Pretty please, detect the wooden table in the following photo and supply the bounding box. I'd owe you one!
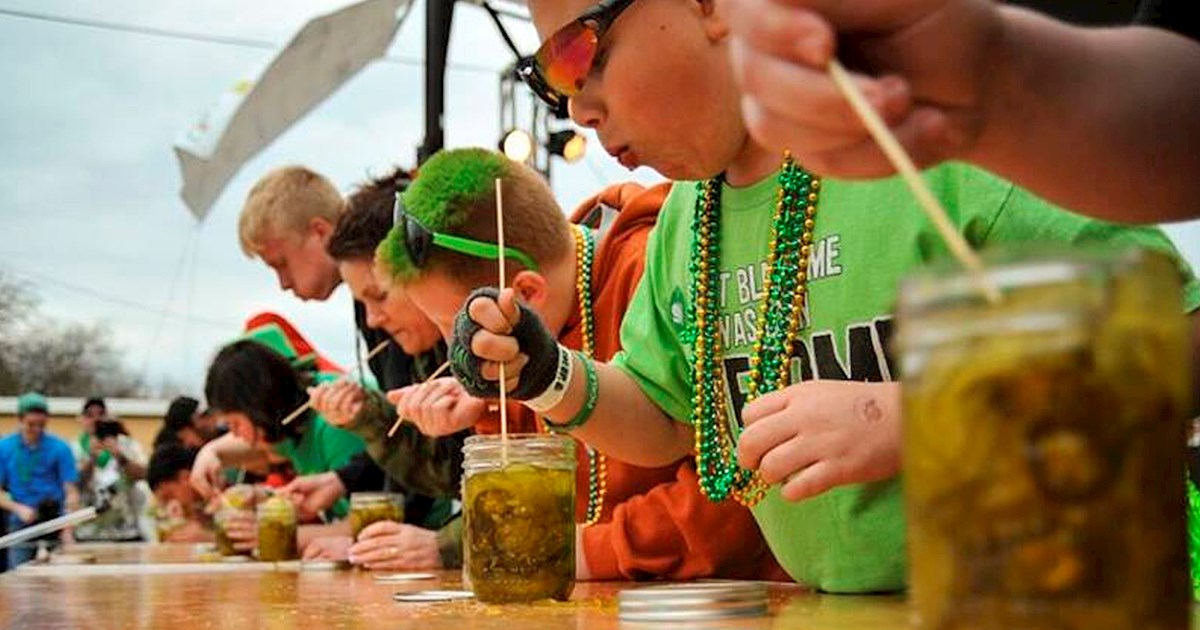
[0,543,911,630]
[5,544,1197,629]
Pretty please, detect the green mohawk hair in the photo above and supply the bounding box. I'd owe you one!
[377,147,510,281]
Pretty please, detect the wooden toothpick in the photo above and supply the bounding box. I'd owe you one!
[827,60,1001,304]
[495,178,510,462]
[280,339,391,425]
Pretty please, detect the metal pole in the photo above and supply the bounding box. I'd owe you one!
[0,507,99,551]
[418,0,457,165]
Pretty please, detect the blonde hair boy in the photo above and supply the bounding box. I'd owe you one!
[238,165,345,301]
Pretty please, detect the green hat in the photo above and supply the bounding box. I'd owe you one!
[17,392,49,416]
[377,147,510,281]
[236,322,316,371]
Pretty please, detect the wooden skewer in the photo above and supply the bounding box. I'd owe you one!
[495,178,510,463]
[827,60,1001,304]
[280,339,391,425]
[385,361,453,438]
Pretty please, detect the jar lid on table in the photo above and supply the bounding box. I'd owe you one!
[618,582,769,622]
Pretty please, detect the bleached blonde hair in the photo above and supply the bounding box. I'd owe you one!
[237,165,345,257]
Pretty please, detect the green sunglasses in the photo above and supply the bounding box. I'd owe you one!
[393,192,540,272]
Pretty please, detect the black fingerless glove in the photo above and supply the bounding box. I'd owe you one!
[449,287,561,401]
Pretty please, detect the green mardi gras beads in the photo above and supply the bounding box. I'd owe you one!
[688,156,821,505]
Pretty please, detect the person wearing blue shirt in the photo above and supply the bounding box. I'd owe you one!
[0,392,80,568]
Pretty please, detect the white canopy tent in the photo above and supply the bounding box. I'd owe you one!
[173,0,414,222]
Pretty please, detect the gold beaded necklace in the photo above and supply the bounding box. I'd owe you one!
[689,153,821,506]
[571,224,607,526]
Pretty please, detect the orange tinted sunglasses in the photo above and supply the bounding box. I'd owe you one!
[516,0,636,114]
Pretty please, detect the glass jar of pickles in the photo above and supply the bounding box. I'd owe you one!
[896,246,1191,629]
[349,492,405,540]
[256,493,298,562]
[153,501,188,543]
[214,484,255,556]
[463,434,576,604]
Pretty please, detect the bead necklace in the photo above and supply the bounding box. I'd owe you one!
[688,153,821,506]
[572,224,607,526]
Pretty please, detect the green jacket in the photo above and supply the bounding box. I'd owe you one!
[345,389,466,500]
[346,389,469,567]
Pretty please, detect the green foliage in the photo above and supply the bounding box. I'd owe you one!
[0,270,142,396]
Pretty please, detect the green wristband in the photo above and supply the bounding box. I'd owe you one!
[543,352,599,433]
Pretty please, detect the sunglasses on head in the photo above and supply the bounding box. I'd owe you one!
[392,193,540,273]
[516,0,637,112]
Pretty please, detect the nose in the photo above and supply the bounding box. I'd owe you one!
[365,301,387,330]
[568,82,604,130]
[276,271,291,291]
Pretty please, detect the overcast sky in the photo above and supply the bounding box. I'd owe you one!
[0,0,1197,401]
[0,0,663,398]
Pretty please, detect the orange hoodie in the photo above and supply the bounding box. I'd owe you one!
[501,182,787,582]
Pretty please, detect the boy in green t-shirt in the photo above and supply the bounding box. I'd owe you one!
[201,339,366,518]
[447,0,1200,593]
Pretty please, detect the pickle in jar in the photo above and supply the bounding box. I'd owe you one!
[349,493,405,540]
[464,463,576,604]
[898,248,1190,630]
[256,494,299,562]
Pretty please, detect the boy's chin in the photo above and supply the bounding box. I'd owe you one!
[652,161,719,182]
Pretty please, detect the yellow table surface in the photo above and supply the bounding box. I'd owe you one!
[1,543,1194,630]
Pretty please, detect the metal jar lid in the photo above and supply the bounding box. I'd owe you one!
[618,582,769,622]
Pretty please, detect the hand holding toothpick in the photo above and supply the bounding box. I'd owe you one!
[827,60,1000,304]
[385,361,453,438]
[280,339,391,426]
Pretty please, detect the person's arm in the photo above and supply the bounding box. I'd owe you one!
[74,437,96,486]
[201,432,265,467]
[57,443,81,542]
[347,520,444,570]
[349,389,465,498]
[435,515,463,569]
[388,378,487,438]
[61,482,80,544]
[579,463,781,581]
[0,492,35,524]
[298,521,351,552]
[190,433,267,498]
[63,482,80,512]
[164,519,215,544]
[462,291,693,467]
[971,9,1200,223]
[546,358,693,467]
[726,0,1200,223]
[339,387,395,442]
[334,452,385,495]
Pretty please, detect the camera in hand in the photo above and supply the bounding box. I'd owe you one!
[94,419,124,440]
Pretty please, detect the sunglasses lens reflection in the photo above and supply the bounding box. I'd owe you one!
[535,21,599,98]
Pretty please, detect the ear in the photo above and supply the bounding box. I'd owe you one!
[511,270,550,311]
[309,216,335,239]
[695,0,729,42]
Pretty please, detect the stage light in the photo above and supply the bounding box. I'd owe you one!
[500,128,535,163]
[547,130,587,163]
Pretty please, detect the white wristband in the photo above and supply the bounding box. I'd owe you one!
[525,344,573,413]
